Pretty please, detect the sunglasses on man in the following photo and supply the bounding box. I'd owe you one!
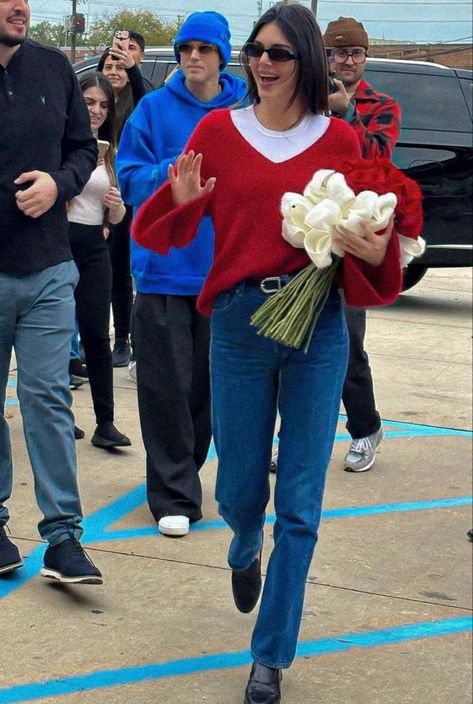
[243,42,299,62]
[176,43,219,56]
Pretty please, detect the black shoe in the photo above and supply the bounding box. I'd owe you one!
[112,338,131,367]
[244,662,282,704]
[467,529,473,542]
[0,525,23,575]
[41,537,103,584]
[232,553,262,613]
[69,359,88,379]
[74,425,85,440]
[91,421,131,449]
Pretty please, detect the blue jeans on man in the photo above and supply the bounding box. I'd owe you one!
[0,261,83,545]
[211,281,348,668]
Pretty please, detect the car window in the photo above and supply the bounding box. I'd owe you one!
[392,146,473,197]
[365,69,471,133]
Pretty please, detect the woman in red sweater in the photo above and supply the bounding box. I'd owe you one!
[133,5,414,703]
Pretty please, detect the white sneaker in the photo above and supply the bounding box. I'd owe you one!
[127,360,136,384]
[158,515,190,537]
[344,427,384,472]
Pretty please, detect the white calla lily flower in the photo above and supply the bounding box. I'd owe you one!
[350,190,379,220]
[325,172,355,205]
[281,192,313,229]
[303,169,335,204]
[304,229,334,269]
[282,219,306,248]
[304,199,342,231]
[371,193,397,230]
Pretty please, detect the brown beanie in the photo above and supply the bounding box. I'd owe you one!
[323,17,369,50]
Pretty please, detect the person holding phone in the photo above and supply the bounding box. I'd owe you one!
[324,17,401,473]
[68,72,131,449]
[97,43,147,369]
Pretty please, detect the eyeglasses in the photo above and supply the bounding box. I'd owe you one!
[330,48,367,65]
[243,42,299,62]
[176,43,218,56]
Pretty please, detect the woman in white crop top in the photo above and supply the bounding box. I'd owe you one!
[68,72,130,449]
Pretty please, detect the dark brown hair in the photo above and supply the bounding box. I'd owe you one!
[241,3,329,114]
[78,72,117,187]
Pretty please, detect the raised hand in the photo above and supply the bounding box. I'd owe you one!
[168,151,216,206]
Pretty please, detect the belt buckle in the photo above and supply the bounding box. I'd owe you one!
[260,276,282,294]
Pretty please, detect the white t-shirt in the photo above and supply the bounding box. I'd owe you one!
[68,163,110,226]
[231,105,330,163]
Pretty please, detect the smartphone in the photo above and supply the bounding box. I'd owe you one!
[97,139,110,159]
[112,29,129,52]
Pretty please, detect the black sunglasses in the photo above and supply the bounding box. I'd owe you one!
[243,42,298,62]
[176,43,218,56]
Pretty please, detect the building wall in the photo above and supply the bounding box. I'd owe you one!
[369,43,472,70]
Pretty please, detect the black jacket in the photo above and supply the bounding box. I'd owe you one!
[0,40,97,273]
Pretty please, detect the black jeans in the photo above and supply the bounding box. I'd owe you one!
[69,222,114,424]
[342,306,381,440]
[134,293,212,523]
[108,206,133,341]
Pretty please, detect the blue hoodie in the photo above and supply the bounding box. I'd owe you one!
[117,70,247,295]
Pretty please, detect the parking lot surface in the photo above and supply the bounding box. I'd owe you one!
[1,268,472,704]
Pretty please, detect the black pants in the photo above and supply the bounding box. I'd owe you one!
[134,293,212,522]
[69,222,114,424]
[108,206,133,341]
[342,307,381,440]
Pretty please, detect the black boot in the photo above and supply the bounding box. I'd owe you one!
[244,662,282,704]
[91,421,131,449]
[232,553,262,613]
[112,338,131,367]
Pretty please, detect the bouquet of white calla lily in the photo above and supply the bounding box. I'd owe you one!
[251,160,424,352]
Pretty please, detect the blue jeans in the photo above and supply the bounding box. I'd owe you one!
[0,261,84,545]
[211,281,348,669]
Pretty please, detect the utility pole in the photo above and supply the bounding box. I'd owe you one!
[311,0,318,17]
[70,0,77,63]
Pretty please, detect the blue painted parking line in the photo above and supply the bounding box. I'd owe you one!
[1,494,470,601]
[87,495,473,543]
[0,616,470,703]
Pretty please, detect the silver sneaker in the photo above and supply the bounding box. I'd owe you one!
[127,360,136,384]
[344,427,384,472]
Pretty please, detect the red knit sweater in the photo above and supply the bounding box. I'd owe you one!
[133,110,404,316]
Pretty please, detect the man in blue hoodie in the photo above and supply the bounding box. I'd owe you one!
[117,12,246,537]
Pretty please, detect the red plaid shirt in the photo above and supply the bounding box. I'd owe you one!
[349,78,401,159]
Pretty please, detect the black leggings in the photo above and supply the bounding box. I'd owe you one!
[108,206,133,341]
[69,222,114,424]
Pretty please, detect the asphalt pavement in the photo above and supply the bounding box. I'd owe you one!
[1,267,472,704]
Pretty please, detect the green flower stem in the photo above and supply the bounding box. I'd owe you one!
[250,260,339,351]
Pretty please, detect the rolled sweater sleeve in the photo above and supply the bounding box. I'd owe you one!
[341,232,402,307]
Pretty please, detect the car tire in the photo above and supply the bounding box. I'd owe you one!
[402,263,429,291]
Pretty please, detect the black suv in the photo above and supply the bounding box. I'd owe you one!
[74,51,473,290]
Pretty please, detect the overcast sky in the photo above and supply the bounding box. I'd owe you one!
[30,0,473,45]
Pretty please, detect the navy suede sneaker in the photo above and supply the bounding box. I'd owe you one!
[41,538,103,584]
[0,525,23,575]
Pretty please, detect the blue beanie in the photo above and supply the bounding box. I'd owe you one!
[173,11,232,68]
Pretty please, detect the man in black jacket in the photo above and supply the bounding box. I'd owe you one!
[0,0,102,584]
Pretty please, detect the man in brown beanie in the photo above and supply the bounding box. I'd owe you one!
[324,17,401,472]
